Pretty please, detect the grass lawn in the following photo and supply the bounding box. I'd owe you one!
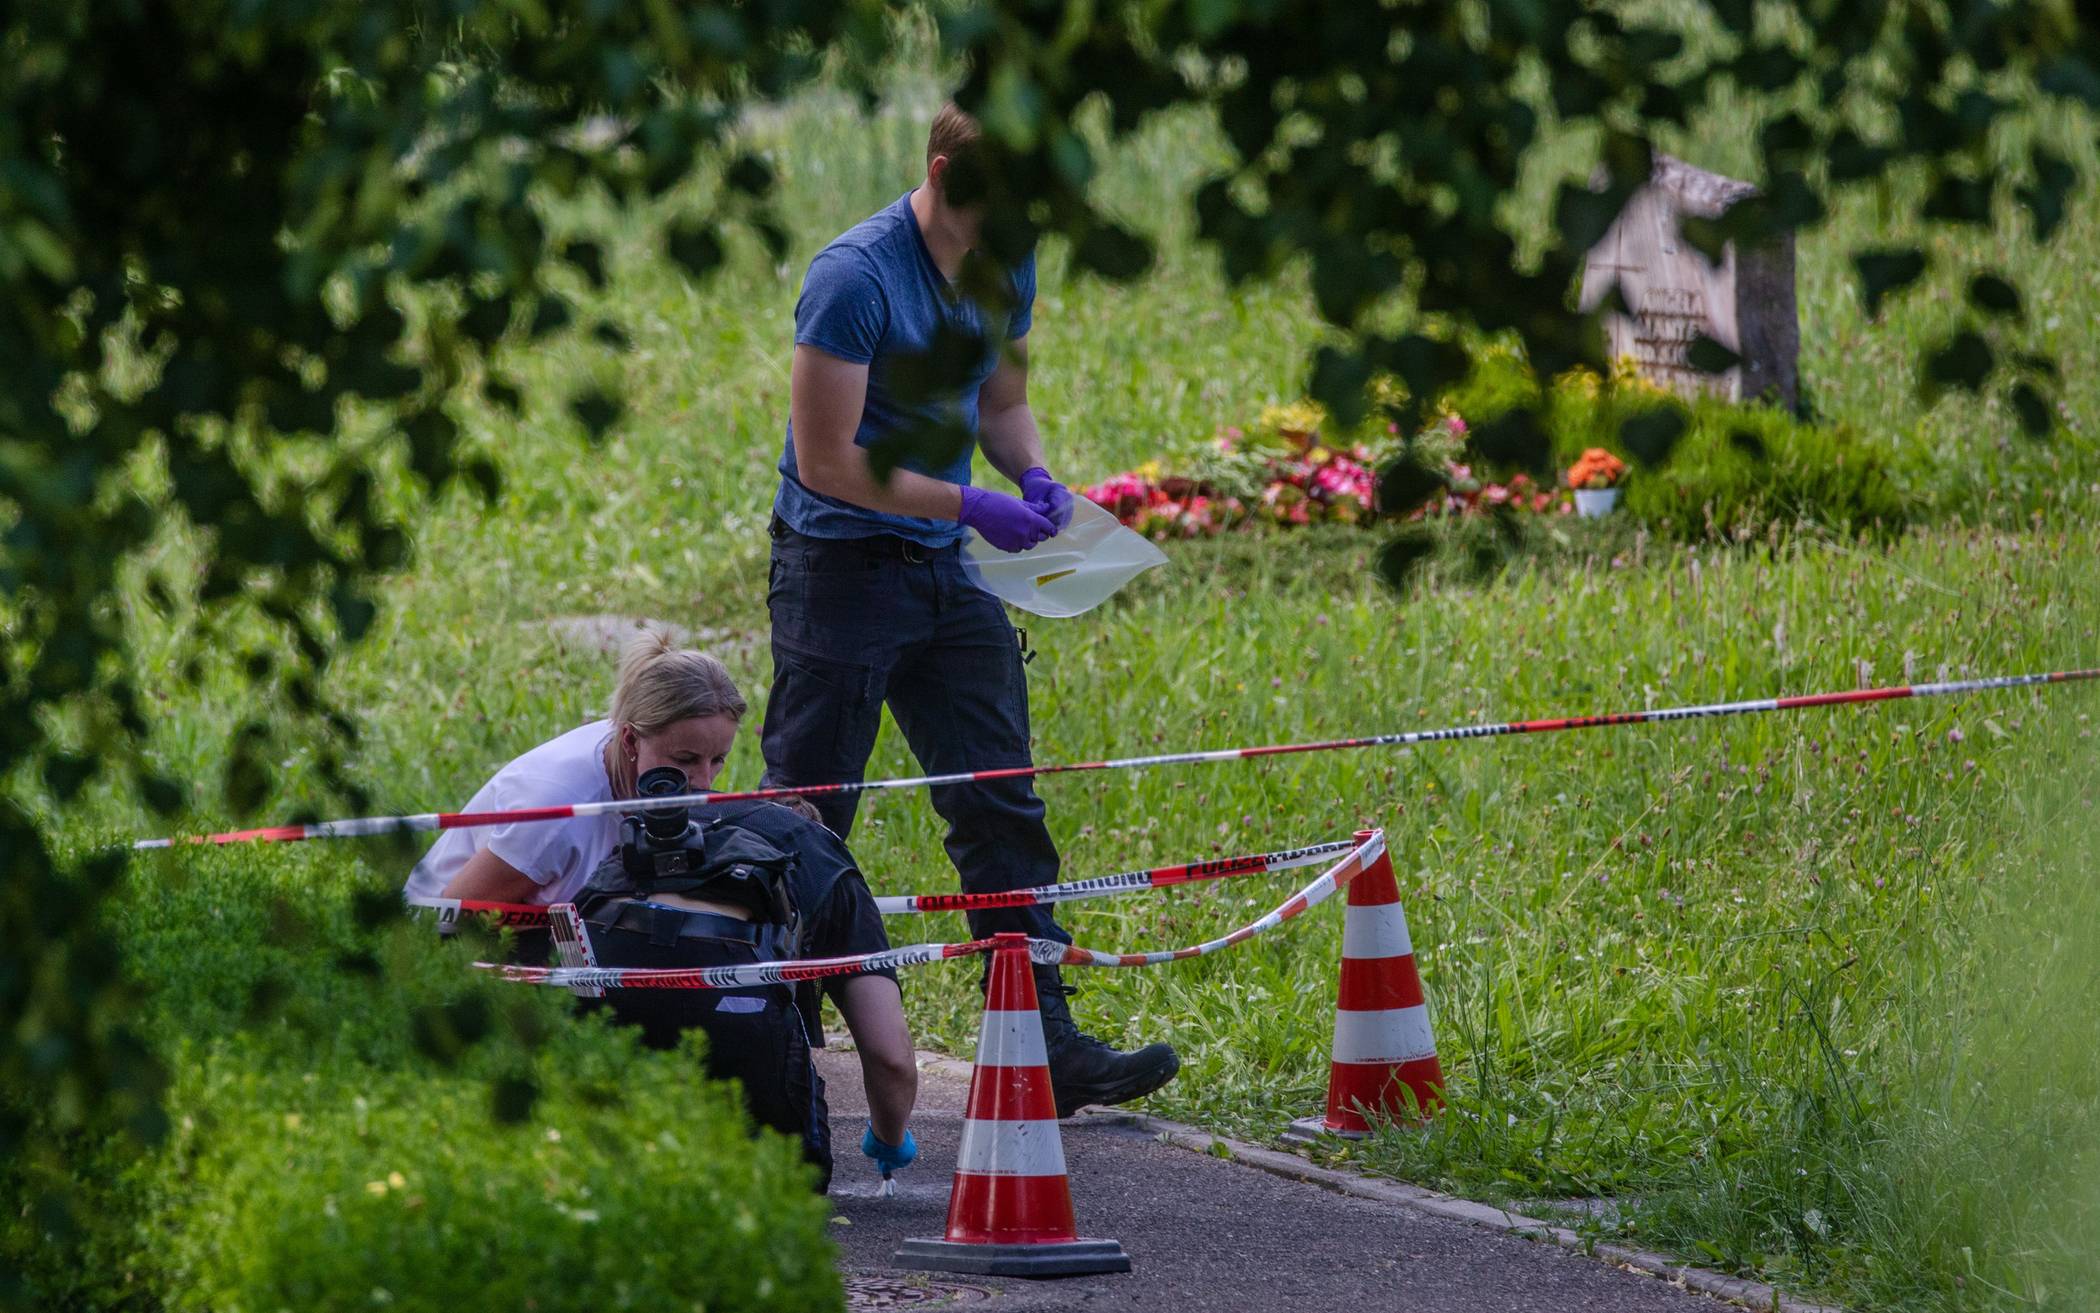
[92,81,2100,1313]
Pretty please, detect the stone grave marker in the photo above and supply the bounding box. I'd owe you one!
[1578,153,1799,411]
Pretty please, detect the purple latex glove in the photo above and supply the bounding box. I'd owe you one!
[1020,466,1075,531]
[958,485,1057,552]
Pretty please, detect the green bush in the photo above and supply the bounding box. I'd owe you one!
[1618,401,1912,541]
[140,1040,839,1313]
[1438,346,1912,541]
[4,842,841,1313]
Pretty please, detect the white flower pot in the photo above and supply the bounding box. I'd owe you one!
[1574,487,1621,518]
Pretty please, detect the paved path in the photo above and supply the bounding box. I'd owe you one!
[818,1050,1734,1313]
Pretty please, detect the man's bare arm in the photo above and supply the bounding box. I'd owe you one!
[976,335,1045,486]
[790,344,967,518]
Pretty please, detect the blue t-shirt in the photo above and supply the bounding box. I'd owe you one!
[774,191,1036,547]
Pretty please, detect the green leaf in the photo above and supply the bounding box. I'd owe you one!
[887,324,992,404]
[2037,56,2100,109]
[463,457,504,504]
[1686,335,1740,375]
[1375,527,1438,594]
[359,523,410,571]
[1189,0,1239,39]
[1923,175,1992,227]
[41,754,97,803]
[405,410,461,487]
[753,219,791,264]
[2018,149,2076,243]
[1470,407,1552,474]
[331,585,378,643]
[137,772,186,816]
[352,889,406,930]
[1377,456,1446,516]
[1074,224,1153,280]
[1677,213,1730,264]
[568,389,624,443]
[483,376,523,414]
[564,241,608,289]
[1619,406,1689,466]
[1732,44,1804,91]
[1708,0,1753,33]
[2009,382,2054,438]
[460,292,512,345]
[492,1074,540,1124]
[866,420,973,482]
[723,153,776,196]
[1966,274,2022,319]
[411,996,492,1068]
[223,723,273,813]
[667,221,726,279]
[1854,249,1927,319]
[1554,182,1625,254]
[529,294,572,338]
[1825,129,1891,182]
[1924,331,1994,393]
[2012,351,2062,382]
[591,320,632,352]
[1310,347,1374,429]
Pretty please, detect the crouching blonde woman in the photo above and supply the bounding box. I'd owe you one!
[404,629,917,1190]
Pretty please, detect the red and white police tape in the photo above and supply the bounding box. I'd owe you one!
[1035,830,1377,969]
[480,832,1383,991]
[870,839,1357,915]
[405,838,1358,927]
[410,898,553,930]
[133,668,2097,850]
[487,936,1004,993]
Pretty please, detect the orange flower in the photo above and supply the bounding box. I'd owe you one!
[1567,448,1625,490]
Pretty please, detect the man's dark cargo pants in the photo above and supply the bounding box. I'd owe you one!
[759,517,1070,946]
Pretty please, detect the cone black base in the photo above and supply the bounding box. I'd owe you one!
[893,1236,1131,1278]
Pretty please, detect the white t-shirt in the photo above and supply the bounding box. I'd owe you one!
[403,720,624,906]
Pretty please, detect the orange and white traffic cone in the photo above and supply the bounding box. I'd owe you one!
[895,934,1131,1277]
[1288,830,1443,1141]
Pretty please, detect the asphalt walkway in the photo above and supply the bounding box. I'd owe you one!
[818,1050,1736,1313]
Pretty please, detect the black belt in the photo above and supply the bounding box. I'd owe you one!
[584,899,759,948]
[770,514,955,565]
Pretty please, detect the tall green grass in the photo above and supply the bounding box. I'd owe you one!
[68,60,2100,1313]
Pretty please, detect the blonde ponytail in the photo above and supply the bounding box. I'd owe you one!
[609,627,748,736]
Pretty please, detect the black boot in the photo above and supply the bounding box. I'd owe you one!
[1031,964,1180,1119]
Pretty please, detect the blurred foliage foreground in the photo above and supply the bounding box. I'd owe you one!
[5,1,2100,1308]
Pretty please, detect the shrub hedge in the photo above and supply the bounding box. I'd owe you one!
[141,1039,838,1313]
[1440,348,1913,542]
[3,840,840,1312]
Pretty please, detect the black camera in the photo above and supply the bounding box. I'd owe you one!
[615,766,795,928]
[623,765,703,877]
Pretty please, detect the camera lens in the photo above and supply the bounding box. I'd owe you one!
[635,766,690,841]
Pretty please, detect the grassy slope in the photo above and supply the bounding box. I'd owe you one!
[112,81,2100,1313]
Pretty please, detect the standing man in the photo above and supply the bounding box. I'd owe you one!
[763,103,1179,1117]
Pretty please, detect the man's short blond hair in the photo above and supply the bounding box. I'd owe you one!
[927,102,982,170]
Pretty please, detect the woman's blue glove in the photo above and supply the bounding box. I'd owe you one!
[861,1122,919,1174]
